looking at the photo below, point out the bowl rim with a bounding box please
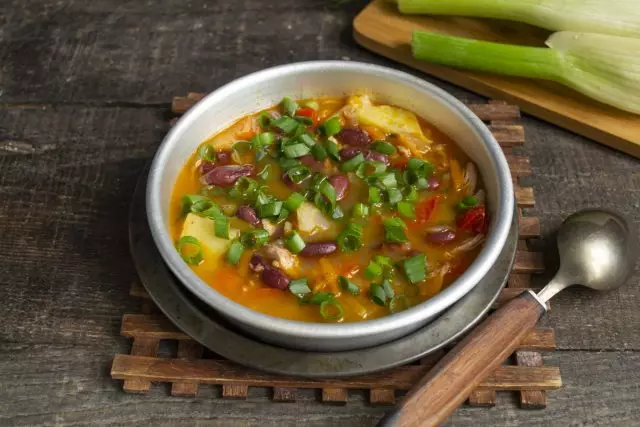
[147,60,514,340]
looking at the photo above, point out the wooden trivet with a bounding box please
[111,95,559,407]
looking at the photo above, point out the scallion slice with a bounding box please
[214,212,229,239]
[371,140,397,155]
[353,203,370,219]
[322,117,342,137]
[272,116,300,135]
[294,115,314,126]
[369,187,382,204]
[284,192,305,211]
[302,100,319,110]
[311,143,328,161]
[405,186,418,202]
[397,201,416,219]
[278,157,301,170]
[240,229,270,248]
[458,195,479,210]
[319,299,344,321]
[369,283,387,306]
[257,164,271,180]
[337,223,364,252]
[258,201,283,218]
[284,143,311,159]
[403,253,427,284]
[289,278,311,297]
[341,153,365,172]
[228,177,259,201]
[326,137,341,161]
[365,261,383,280]
[281,97,299,117]
[389,295,410,313]
[320,180,337,206]
[177,236,204,265]
[258,111,273,129]
[309,292,334,305]
[407,158,435,179]
[252,132,275,148]
[226,239,244,265]
[274,207,290,224]
[338,276,361,296]
[415,177,429,190]
[285,231,306,254]
[383,217,409,243]
[298,133,316,147]
[387,187,403,204]
[198,144,216,162]
[381,279,395,298]
[285,165,311,184]
[379,172,398,189]
[356,161,387,179]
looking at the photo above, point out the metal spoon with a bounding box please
[379,209,639,427]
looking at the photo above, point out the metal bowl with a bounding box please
[147,61,514,352]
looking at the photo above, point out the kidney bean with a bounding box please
[299,242,338,257]
[328,175,349,201]
[249,254,268,273]
[381,242,412,254]
[336,128,371,147]
[216,150,232,165]
[201,164,254,187]
[261,265,290,290]
[236,205,260,226]
[299,155,325,172]
[426,229,457,244]
[427,176,441,191]
[200,161,216,175]
[364,150,389,165]
[339,146,363,160]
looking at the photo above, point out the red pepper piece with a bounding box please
[457,206,486,233]
[295,107,318,125]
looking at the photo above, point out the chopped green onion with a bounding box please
[369,283,387,306]
[371,140,396,155]
[240,229,270,248]
[310,292,334,305]
[294,115,314,126]
[289,278,311,297]
[285,165,311,184]
[311,143,328,161]
[285,231,306,254]
[228,177,259,201]
[369,187,382,204]
[302,100,319,110]
[330,204,345,220]
[365,261,383,280]
[177,236,204,265]
[397,201,416,219]
[274,207,290,224]
[374,255,395,277]
[181,194,210,213]
[338,276,361,296]
[458,195,479,210]
[405,186,418,202]
[284,143,311,159]
[387,187,403,204]
[383,217,409,243]
[284,192,305,211]
[379,172,398,189]
[281,97,299,117]
[257,164,271,180]
[226,239,244,265]
[258,201,283,218]
[415,177,429,190]
[298,133,316,147]
[278,157,301,170]
[403,253,427,284]
[356,161,387,179]
[319,180,337,206]
[214,213,229,239]
[353,203,370,219]
[381,279,395,298]
[319,299,344,321]
[272,116,300,134]
[337,223,363,252]
[258,112,273,129]
[326,137,341,161]
[310,173,328,192]
[252,132,276,148]
[198,144,216,162]
[407,158,435,179]
[322,117,342,137]
[389,295,410,313]
[341,153,365,172]
[232,140,252,154]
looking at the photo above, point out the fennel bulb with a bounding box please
[412,31,640,114]
[397,0,640,38]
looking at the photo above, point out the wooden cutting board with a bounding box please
[353,0,640,158]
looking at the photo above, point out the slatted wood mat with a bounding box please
[111,95,560,407]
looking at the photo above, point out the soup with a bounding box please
[169,95,488,323]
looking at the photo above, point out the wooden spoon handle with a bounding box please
[378,290,546,427]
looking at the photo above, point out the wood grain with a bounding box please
[381,292,548,426]
[353,0,640,158]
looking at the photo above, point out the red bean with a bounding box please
[299,242,338,257]
[261,265,290,290]
[365,150,389,165]
[201,164,254,187]
[216,150,232,165]
[328,175,349,201]
[236,205,260,226]
[249,254,268,273]
[299,155,325,172]
[200,161,216,175]
[340,146,363,160]
[427,176,441,191]
[339,147,389,165]
[336,128,371,147]
[381,242,412,254]
[426,229,456,244]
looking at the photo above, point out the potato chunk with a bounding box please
[180,213,239,265]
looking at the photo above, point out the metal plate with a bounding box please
[129,169,518,378]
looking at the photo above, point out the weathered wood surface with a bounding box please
[0,0,639,425]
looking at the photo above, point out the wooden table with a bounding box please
[1,1,638,425]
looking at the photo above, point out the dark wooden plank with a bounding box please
[321,388,349,405]
[222,384,249,400]
[515,351,548,409]
[171,340,204,397]
[369,388,396,405]
[122,337,159,393]
[467,390,497,408]
[272,387,297,403]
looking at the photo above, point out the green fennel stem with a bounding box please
[411,31,562,81]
